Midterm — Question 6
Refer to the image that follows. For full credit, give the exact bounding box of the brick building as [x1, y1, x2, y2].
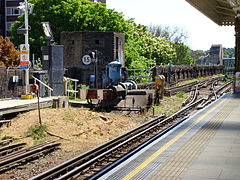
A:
[209, 44, 223, 65]
[61, 31, 124, 88]
[0, 0, 106, 38]
[0, 0, 23, 37]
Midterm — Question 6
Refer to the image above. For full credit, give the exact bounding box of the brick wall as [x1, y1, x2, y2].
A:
[61, 31, 124, 88]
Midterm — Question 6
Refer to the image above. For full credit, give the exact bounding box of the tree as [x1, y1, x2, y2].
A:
[125, 22, 176, 69]
[148, 24, 188, 44]
[189, 49, 205, 62]
[0, 36, 20, 67]
[174, 43, 194, 65]
[10, 0, 130, 58]
[10, 0, 176, 70]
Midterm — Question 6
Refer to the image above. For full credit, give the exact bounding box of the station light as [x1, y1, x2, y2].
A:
[41, 22, 54, 41]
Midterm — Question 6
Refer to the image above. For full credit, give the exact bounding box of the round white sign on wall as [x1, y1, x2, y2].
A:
[82, 55, 92, 65]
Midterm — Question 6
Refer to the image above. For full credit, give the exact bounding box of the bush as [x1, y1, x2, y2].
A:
[25, 124, 48, 140]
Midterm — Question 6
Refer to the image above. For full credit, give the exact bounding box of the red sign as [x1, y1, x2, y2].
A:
[20, 61, 30, 65]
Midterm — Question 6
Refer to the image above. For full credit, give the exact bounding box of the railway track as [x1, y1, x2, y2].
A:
[30, 81, 233, 180]
[165, 76, 224, 96]
[0, 141, 60, 172]
[0, 142, 26, 157]
[0, 139, 14, 147]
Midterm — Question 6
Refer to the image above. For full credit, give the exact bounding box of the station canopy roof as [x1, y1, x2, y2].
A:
[185, 0, 240, 26]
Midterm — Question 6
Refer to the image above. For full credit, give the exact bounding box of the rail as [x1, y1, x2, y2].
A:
[30, 81, 233, 180]
[64, 77, 79, 99]
[32, 76, 53, 97]
[128, 68, 152, 82]
[0, 141, 60, 171]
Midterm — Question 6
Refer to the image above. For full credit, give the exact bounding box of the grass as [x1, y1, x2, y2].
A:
[25, 124, 48, 140]
[177, 75, 224, 86]
[81, 85, 89, 89]
[62, 112, 76, 121]
[153, 94, 188, 116]
[176, 91, 186, 98]
[33, 139, 46, 144]
[69, 98, 87, 102]
[177, 79, 197, 86]
[2, 135, 14, 140]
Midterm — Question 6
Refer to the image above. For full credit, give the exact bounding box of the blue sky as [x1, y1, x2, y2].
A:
[107, 0, 235, 51]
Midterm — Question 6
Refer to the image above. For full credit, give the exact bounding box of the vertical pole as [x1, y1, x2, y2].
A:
[4, 0, 7, 37]
[24, 0, 28, 45]
[95, 50, 98, 88]
[24, 0, 29, 95]
[235, 17, 240, 93]
[235, 17, 240, 72]
[32, 53, 35, 68]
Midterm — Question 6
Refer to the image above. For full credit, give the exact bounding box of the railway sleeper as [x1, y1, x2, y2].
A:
[0, 143, 26, 157]
[0, 143, 60, 170]
[0, 139, 14, 147]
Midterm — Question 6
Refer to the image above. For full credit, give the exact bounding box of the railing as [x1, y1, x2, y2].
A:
[64, 77, 79, 99]
[32, 76, 53, 97]
[128, 68, 152, 82]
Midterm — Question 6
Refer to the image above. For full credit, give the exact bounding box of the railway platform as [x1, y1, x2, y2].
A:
[100, 94, 240, 180]
[0, 97, 54, 116]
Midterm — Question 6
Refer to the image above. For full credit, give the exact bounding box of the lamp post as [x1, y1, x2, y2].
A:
[24, 0, 29, 95]
[24, 0, 28, 45]
[18, 0, 34, 95]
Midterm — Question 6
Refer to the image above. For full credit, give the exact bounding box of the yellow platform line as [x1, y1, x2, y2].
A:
[122, 99, 226, 180]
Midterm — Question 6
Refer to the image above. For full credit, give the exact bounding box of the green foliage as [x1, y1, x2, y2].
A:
[0, 36, 20, 67]
[33, 139, 46, 144]
[63, 112, 76, 121]
[81, 85, 89, 89]
[10, 0, 177, 70]
[190, 49, 204, 61]
[174, 43, 195, 65]
[11, 0, 129, 58]
[175, 91, 186, 98]
[126, 23, 176, 68]
[25, 124, 48, 140]
[153, 95, 188, 116]
[224, 51, 230, 55]
[2, 135, 14, 140]
[148, 24, 188, 44]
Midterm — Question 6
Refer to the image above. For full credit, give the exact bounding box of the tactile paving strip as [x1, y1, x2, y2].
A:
[147, 98, 238, 180]
[100, 98, 230, 180]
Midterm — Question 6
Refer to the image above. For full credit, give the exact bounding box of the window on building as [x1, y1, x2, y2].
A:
[6, 22, 14, 31]
[7, 7, 21, 16]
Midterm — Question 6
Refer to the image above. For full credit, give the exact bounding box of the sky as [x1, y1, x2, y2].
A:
[107, 0, 235, 51]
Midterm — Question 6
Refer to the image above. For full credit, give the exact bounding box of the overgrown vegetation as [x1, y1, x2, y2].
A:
[175, 91, 186, 98]
[63, 112, 76, 121]
[153, 95, 188, 116]
[0, 36, 20, 67]
[25, 124, 48, 140]
[1, 135, 14, 140]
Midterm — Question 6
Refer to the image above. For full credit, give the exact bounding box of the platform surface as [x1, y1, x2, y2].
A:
[0, 97, 53, 116]
[100, 94, 240, 180]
